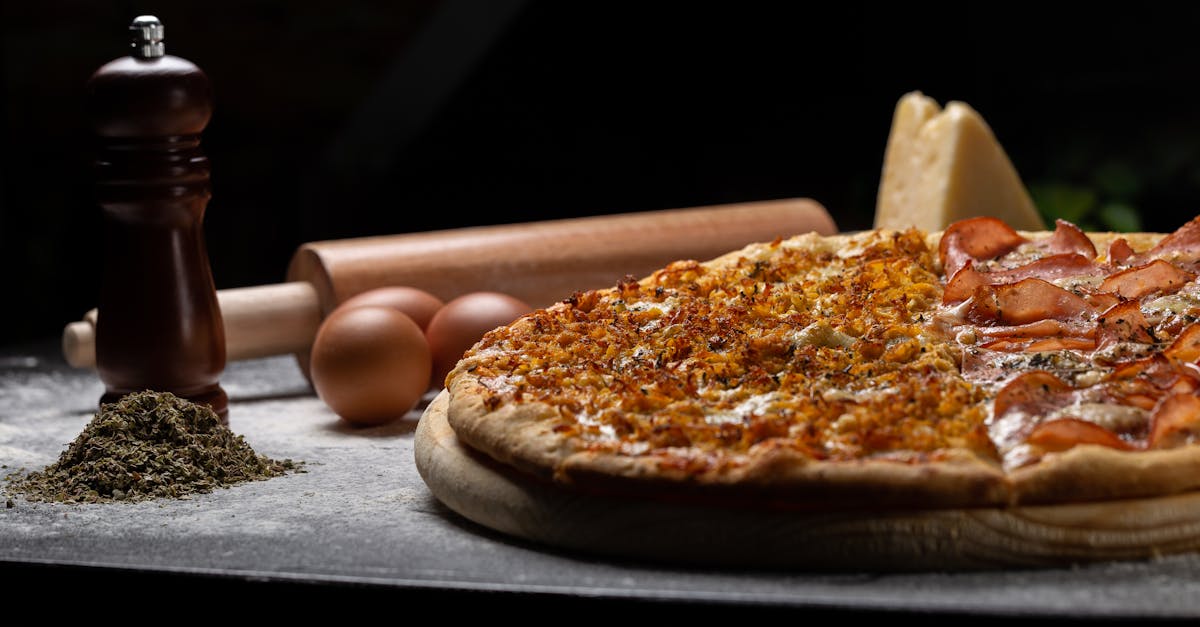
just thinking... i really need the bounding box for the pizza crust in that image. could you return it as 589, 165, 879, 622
445, 374, 570, 482
1013, 445, 1200, 505
421, 390, 1200, 569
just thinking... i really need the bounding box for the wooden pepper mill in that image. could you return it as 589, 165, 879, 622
87, 16, 228, 420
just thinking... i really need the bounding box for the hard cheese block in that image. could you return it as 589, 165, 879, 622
874, 91, 1046, 232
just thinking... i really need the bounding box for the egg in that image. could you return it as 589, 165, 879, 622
337, 286, 444, 330
426, 292, 533, 389
309, 305, 432, 426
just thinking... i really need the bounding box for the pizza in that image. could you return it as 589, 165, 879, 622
441, 215, 1200, 511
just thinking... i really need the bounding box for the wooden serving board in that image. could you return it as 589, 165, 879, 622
415, 391, 1200, 571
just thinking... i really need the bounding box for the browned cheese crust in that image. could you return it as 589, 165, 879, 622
444, 226, 1200, 510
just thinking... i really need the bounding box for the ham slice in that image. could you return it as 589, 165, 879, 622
1027, 417, 1134, 452
992, 253, 1100, 283
942, 254, 1099, 305
1148, 392, 1200, 449
1084, 292, 1122, 311
966, 278, 1095, 326
942, 265, 987, 305
1099, 260, 1195, 300
939, 216, 1027, 276
1108, 238, 1135, 265
979, 337, 1095, 353
978, 338, 1031, 352
993, 371, 1072, 418
1103, 355, 1200, 410
1108, 354, 1190, 388
1033, 219, 1097, 260
1024, 337, 1097, 352
1096, 300, 1156, 345
978, 318, 1096, 339
1165, 323, 1200, 363
1137, 215, 1200, 265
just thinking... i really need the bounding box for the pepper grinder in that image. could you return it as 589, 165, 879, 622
88, 16, 228, 420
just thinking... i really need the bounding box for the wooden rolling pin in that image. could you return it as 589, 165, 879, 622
63, 198, 835, 368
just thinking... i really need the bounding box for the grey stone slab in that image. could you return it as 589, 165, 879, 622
2, 340, 1199, 618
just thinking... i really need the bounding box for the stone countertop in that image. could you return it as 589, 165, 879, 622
2, 340, 1199, 619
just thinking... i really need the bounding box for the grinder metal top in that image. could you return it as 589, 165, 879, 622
130, 15, 165, 59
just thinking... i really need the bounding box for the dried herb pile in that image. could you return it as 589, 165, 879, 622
8, 390, 299, 504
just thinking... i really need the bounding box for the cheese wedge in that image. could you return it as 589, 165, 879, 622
874, 92, 1046, 232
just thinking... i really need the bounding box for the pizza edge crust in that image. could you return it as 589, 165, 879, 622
1012, 445, 1200, 504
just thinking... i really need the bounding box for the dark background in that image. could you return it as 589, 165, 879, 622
6, 1, 1200, 347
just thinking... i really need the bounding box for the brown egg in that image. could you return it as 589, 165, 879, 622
426, 292, 533, 389
309, 305, 432, 426
337, 286, 445, 330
